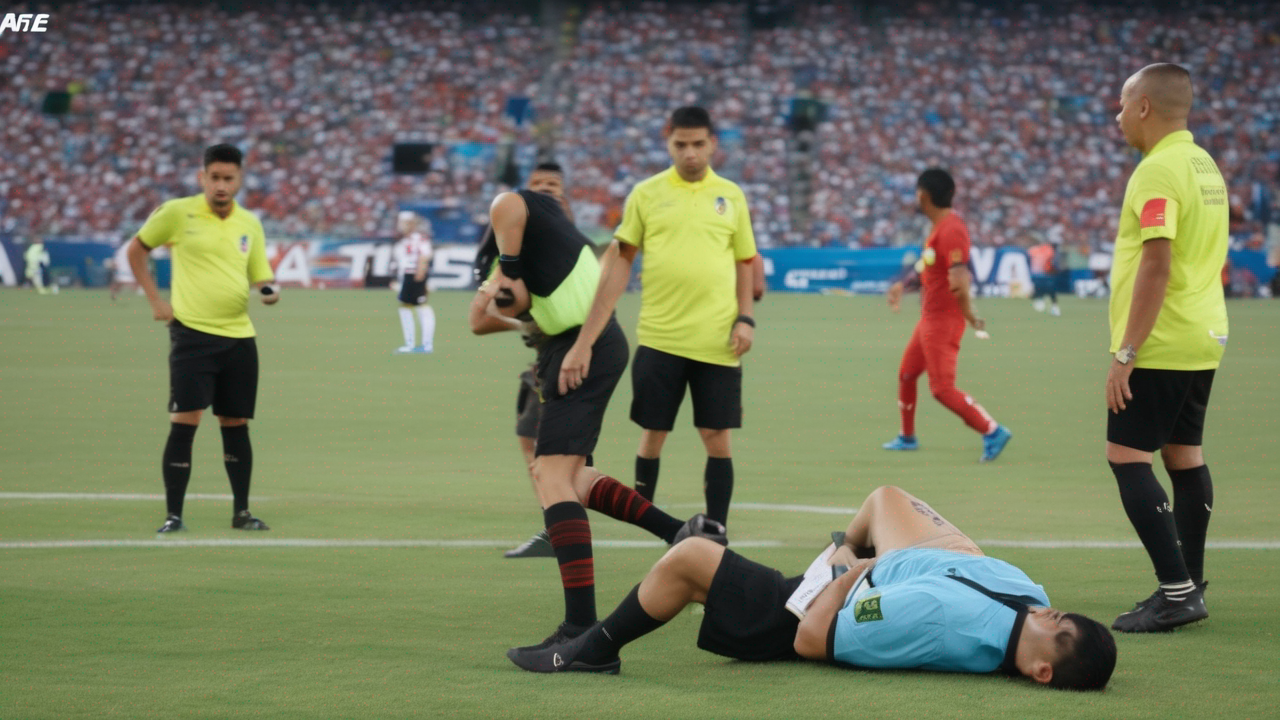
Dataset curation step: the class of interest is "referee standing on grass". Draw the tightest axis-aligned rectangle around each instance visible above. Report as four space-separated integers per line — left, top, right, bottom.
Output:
1104 64 1229 633
560 106 758 529
127 144 277 534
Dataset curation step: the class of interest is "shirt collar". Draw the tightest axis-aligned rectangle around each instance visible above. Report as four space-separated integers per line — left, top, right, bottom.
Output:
1146 129 1194 158
1000 607 1029 677
666 166 718 189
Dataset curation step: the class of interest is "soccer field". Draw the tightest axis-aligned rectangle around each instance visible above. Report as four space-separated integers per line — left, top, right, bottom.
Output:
2 289 1278 719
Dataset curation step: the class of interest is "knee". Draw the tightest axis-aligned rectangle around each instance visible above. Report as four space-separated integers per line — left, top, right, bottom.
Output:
216 416 248 428
868 485 905 507
1161 445 1204 471
698 428 730 456
654 537 713 581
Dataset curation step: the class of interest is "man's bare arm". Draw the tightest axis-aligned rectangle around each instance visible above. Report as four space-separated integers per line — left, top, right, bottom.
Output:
127 237 172 322
948 265 982 329
794 558 876 660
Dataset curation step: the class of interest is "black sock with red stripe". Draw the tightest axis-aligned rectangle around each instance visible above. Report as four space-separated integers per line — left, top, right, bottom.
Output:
544 502 596 628
587 476 683 544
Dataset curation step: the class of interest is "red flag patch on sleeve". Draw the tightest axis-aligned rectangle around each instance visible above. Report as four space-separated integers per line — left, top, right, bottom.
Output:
1140 198 1168 229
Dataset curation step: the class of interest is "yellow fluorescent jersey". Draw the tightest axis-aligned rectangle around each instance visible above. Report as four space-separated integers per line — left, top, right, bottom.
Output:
1110 130 1229 370
615 167 757 366
137 195 273 338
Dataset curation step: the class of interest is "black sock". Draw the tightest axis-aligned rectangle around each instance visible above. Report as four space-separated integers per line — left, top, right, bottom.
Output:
544 501 596 628
220 425 253 514
635 456 660 501
578 585 666 664
704 456 734 526
162 423 198 517
1169 464 1214 585
1111 461 1190 585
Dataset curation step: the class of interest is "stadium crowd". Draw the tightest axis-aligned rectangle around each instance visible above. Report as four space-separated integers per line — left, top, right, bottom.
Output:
0 1 1276 249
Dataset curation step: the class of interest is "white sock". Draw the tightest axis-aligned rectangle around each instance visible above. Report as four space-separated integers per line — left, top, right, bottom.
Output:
418 305 436 348
399 307 415 347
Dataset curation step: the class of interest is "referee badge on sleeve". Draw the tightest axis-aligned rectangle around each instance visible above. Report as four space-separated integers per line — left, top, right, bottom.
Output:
714 197 727 215
854 594 884 623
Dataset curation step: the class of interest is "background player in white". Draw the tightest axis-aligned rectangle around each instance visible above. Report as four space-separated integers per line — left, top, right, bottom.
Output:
394 211 435 354
109 237 139 301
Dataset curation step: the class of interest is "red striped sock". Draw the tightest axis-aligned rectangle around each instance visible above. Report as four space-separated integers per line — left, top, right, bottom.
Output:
587 476 684 543
544 501 596 627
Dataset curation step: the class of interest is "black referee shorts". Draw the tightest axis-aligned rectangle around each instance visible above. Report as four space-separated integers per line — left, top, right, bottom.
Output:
168 321 259 419
631 345 742 431
398 273 429 305
697 549 803 662
533 318 629 457
515 368 541 439
1107 368 1215 452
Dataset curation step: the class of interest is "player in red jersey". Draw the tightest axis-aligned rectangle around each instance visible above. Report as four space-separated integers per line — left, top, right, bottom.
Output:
884 169 1012 462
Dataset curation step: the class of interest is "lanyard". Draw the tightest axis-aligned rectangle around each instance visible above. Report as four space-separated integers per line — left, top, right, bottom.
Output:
945 574 1036 676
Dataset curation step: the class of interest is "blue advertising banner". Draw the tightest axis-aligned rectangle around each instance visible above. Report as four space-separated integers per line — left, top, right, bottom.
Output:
761 246 1039 296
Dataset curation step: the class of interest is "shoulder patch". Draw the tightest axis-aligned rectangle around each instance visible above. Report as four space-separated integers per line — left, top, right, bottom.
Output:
854 594 884 623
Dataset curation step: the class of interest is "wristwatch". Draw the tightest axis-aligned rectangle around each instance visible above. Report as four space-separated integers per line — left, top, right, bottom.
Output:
1114 345 1137 365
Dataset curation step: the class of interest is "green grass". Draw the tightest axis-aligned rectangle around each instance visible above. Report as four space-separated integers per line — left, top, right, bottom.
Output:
2 289 1278 719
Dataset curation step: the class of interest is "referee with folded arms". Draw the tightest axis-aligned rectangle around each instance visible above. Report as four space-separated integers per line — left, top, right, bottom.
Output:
560 106 758 529
1104 64 1229 633
127 144 277 534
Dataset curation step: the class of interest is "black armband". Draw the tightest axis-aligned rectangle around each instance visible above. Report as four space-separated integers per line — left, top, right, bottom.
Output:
498 254 524 280
734 315 755 328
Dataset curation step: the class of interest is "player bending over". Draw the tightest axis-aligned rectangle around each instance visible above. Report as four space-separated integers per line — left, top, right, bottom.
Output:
509 485 1117 691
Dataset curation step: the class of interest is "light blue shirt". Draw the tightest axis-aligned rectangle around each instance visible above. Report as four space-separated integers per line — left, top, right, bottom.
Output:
831 549 1050 673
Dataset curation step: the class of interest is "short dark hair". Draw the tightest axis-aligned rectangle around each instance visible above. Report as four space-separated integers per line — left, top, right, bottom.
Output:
1049 614 1117 691
669 106 715 135
203 144 243 168
532 162 564 175
916 168 955 208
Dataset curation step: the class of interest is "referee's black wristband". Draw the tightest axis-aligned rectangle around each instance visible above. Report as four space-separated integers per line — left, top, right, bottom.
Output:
498 254 524 280
735 315 755 328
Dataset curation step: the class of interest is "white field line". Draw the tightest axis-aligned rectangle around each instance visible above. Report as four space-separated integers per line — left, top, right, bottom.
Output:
1 538 1276 550
0 539 784 550
0 493 270 501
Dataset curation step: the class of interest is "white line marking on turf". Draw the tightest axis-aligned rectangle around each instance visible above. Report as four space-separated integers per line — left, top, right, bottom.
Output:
0 539 785 550
1 538 1277 550
671 502 857 515
0 493 271 501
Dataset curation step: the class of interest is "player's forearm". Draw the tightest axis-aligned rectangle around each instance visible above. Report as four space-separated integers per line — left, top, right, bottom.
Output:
416 256 431 279
1120 240 1172 352
127 238 161 301
735 259 755 319
950 277 977 324
794 559 874 660
576 240 633 346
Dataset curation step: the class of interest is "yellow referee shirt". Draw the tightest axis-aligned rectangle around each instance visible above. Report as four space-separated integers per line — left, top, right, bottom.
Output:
137 195 274 338
615 167 757 366
1109 131 1229 370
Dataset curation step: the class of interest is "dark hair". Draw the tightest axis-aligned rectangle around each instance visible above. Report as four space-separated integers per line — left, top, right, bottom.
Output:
669 106 715 135
1049 614 1117 691
203 144 243 168
532 162 564 175
916 168 955 208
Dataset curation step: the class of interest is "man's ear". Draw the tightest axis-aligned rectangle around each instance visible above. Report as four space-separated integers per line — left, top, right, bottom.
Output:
1030 660 1053 685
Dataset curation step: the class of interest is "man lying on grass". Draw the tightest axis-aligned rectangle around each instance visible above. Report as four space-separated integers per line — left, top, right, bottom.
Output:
509 485 1117 690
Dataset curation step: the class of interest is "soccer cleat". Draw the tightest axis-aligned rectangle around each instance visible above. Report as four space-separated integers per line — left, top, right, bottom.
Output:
882 435 919 451
412 345 432 354
156 515 186 533
979 425 1012 463
512 622 591 654
671 513 728 547
1033 299 1046 312
395 345 416 354
1112 584 1208 633
1127 581 1208 614
507 625 621 675
504 530 555 559
231 510 270 531
1049 305 1061 317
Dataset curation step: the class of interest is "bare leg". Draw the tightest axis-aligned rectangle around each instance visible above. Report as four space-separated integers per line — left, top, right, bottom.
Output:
842 485 982 557
636 538 726 621
519 436 538 504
